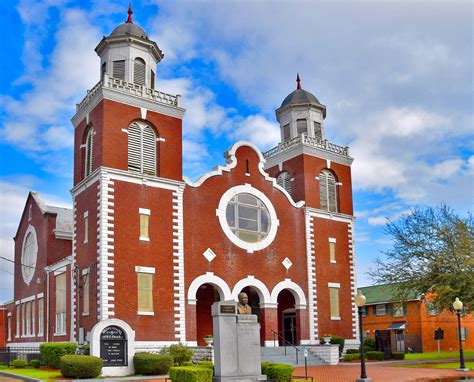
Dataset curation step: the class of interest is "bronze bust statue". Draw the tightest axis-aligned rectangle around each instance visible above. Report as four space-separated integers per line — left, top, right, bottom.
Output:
237 292 252 314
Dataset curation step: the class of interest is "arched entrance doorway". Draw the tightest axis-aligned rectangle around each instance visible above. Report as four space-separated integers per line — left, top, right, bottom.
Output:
277 289 297 345
238 286 264 344
196 284 221 346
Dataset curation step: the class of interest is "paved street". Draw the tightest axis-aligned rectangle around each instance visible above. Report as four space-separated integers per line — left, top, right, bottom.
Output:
293 364 474 382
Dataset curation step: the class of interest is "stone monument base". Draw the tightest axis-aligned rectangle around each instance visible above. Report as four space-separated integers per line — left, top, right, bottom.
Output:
213 375 267 382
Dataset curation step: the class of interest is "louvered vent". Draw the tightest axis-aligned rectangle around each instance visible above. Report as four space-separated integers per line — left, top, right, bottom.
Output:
283 124 290 142
314 122 322 139
277 172 292 195
134 58 146 85
113 60 125 80
150 70 155 90
296 119 307 136
128 122 157 176
85 129 94 177
128 123 142 173
319 170 337 212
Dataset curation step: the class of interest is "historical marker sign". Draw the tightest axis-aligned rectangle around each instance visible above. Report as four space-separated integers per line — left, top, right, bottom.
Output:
100 326 127 366
434 327 444 340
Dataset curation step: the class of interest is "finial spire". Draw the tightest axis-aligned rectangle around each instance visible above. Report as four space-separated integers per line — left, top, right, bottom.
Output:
126 3 133 24
296 73 301 90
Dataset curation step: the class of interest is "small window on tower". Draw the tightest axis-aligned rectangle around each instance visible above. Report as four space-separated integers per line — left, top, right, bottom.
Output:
84 129 94 177
319 169 338 212
329 285 340 319
139 208 150 241
329 238 336 263
113 60 125 80
128 122 157 176
83 211 89 244
282 124 290 141
137 273 153 313
134 58 146 85
296 119 307 136
314 122 322 139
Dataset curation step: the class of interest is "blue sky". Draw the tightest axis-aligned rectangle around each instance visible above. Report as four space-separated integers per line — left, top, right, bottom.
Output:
0 0 472 303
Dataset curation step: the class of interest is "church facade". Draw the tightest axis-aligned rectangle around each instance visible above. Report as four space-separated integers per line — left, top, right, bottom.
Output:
4 9 358 351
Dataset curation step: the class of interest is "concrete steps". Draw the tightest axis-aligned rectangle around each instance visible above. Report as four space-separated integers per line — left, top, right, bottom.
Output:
261 346 327 367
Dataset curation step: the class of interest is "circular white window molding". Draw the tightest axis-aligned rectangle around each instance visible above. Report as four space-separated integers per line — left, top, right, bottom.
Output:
217 185 279 253
21 225 38 285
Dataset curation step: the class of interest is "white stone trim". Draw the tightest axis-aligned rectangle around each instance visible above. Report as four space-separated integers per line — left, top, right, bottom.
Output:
270 279 307 307
45 256 72 272
305 210 318 343
97 172 115 320
328 237 336 243
140 107 147 119
216 184 279 253
135 266 155 274
172 186 186 342
348 221 358 339
185 141 304 209
135 341 189 350
21 225 38 286
6 342 42 348
90 318 135 377
139 208 151 215
305 208 354 223
231 276 271 305
187 272 233 304
20 295 36 304
328 282 340 288
53 267 67 276
137 311 154 316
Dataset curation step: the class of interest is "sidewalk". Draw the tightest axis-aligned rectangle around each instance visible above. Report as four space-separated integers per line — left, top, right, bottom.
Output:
293 364 474 382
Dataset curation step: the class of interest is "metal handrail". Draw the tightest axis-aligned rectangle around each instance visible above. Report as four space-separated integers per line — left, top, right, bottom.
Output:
270 329 300 364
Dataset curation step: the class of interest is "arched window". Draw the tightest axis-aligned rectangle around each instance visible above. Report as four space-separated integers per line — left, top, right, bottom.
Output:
128 121 157 176
319 169 337 212
134 58 146 86
84 128 94 177
277 171 292 195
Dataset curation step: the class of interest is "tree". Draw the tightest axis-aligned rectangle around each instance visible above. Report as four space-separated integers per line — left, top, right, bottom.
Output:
369 205 473 311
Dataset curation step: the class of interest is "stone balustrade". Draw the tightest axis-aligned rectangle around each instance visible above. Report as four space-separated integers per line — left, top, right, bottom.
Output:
263 134 350 159
76 74 181 112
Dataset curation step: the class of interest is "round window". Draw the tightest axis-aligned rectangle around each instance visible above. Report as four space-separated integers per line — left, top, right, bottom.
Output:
217 186 279 252
226 193 270 243
22 227 38 285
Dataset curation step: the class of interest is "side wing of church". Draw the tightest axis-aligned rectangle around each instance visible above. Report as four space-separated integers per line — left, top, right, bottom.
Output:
4 8 358 353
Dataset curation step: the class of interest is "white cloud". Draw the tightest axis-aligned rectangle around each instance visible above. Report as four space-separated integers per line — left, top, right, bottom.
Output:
230 115 280 150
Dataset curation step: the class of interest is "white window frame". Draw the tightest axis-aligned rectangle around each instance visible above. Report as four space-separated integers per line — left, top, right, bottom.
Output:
37 297 44 336
319 169 338 213
376 304 387 316
83 211 89 244
7 314 11 341
392 303 404 317
54 272 67 336
329 237 336 263
139 208 151 241
136 266 155 315
15 304 20 338
82 269 90 316
328 282 341 320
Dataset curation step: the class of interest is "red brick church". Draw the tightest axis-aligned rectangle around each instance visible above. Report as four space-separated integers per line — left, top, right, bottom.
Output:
3 8 358 352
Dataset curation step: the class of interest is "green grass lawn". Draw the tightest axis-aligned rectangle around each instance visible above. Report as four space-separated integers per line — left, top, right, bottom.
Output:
393 361 474 369
405 350 474 361
0 365 63 380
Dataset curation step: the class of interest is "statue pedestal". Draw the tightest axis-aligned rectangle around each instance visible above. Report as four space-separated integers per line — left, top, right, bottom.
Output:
212 301 266 382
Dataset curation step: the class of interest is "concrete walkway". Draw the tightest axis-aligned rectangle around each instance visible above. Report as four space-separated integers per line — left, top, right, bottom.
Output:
293 364 474 382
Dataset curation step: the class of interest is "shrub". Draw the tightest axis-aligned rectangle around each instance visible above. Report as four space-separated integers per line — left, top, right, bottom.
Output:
346 349 359 354
329 335 345 357
344 353 360 361
261 362 273 376
12 359 26 368
182 361 194 366
60 355 103 379
264 363 294 382
160 344 194 366
364 337 376 352
197 361 214 371
133 353 173 375
392 351 405 360
366 351 384 360
169 366 213 381
40 342 77 368
30 359 41 368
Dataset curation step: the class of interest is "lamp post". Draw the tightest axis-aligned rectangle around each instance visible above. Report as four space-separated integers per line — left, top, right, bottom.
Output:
355 290 373 382
453 297 469 371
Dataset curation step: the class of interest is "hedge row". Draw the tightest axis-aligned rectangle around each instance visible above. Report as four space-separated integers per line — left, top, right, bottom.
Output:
39 342 77 368
159 344 194 366
261 362 294 382
392 351 405 360
345 349 359 354
344 353 360 361
133 353 173 375
60 355 103 379
168 366 213 381
366 351 384 360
